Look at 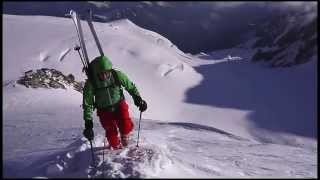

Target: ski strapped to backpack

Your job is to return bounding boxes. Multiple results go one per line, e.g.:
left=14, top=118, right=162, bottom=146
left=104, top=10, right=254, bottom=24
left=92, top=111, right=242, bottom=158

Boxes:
left=70, top=10, right=125, bottom=111
left=69, top=10, right=96, bottom=84
left=87, top=9, right=104, bottom=57
left=111, top=69, right=125, bottom=99
left=70, top=9, right=106, bottom=83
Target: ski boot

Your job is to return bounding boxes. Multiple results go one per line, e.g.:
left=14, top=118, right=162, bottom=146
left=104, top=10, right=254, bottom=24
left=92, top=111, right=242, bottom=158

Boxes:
left=121, top=134, right=130, bottom=147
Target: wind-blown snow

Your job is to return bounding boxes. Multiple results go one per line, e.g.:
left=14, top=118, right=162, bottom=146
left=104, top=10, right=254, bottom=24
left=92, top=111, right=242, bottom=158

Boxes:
left=3, top=14, right=317, bottom=178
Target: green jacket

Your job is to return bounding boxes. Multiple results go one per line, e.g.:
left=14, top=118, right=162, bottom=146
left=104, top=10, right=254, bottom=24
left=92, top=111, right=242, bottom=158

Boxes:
left=83, top=56, right=140, bottom=122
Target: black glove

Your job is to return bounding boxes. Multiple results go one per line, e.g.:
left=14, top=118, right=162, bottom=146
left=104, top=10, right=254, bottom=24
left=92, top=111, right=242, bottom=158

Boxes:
left=139, top=100, right=147, bottom=112
left=83, top=121, right=94, bottom=141
left=84, top=120, right=93, bottom=129
left=133, top=95, right=142, bottom=107
left=133, top=95, right=147, bottom=112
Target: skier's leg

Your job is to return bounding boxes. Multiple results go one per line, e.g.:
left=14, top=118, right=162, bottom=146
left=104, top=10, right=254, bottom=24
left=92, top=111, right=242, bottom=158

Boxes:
left=97, top=110, right=121, bottom=149
left=116, top=100, right=134, bottom=146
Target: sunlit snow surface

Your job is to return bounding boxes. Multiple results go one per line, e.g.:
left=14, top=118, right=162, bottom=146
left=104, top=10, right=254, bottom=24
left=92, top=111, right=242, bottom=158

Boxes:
left=3, top=14, right=317, bottom=178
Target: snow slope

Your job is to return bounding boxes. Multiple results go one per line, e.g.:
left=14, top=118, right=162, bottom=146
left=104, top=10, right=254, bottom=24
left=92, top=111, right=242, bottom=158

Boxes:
left=3, top=14, right=317, bottom=178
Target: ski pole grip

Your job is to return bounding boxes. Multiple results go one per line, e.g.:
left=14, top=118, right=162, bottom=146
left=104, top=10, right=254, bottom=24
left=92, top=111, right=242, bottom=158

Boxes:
left=74, top=45, right=81, bottom=51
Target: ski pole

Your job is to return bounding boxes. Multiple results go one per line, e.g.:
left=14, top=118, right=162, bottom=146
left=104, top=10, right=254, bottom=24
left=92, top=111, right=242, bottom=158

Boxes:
left=136, top=111, right=142, bottom=147
left=103, top=138, right=105, bottom=164
left=89, top=140, right=95, bottom=166
left=74, top=45, right=88, bottom=73
left=103, top=136, right=105, bottom=178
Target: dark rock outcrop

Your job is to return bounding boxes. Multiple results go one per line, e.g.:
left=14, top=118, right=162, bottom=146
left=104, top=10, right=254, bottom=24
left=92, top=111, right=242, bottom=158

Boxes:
left=250, top=10, right=317, bottom=67
left=17, top=68, right=84, bottom=93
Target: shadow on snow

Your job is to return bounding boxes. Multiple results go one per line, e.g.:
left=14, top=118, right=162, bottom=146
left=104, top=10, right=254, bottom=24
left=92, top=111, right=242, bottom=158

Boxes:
left=185, top=60, right=317, bottom=141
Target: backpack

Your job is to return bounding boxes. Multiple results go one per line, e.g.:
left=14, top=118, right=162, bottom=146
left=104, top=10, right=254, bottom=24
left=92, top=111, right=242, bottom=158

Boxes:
left=111, top=69, right=124, bottom=99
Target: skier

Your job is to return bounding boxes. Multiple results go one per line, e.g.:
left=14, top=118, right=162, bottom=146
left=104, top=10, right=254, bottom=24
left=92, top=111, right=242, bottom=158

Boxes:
left=82, top=55, right=147, bottom=150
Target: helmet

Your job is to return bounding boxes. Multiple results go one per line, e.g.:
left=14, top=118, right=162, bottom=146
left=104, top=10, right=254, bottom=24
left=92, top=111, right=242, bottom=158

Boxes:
left=88, top=55, right=113, bottom=86
left=92, top=56, right=112, bottom=72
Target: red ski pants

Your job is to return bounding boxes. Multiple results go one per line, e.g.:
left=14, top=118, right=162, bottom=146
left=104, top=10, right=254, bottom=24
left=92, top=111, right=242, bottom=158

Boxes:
left=97, top=100, right=134, bottom=148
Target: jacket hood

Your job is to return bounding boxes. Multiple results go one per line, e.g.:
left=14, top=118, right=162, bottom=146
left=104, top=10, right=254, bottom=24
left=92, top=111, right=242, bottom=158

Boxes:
left=93, top=56, right=112, bottom=72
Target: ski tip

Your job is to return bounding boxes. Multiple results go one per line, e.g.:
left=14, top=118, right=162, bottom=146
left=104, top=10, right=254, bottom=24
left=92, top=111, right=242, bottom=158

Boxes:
left=69, top=9, right=77, bottom=16
left=65, top=13, right=72, bottom=18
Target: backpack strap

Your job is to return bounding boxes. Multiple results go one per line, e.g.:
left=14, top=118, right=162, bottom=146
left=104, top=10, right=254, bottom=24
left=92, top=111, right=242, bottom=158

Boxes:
left=111, top=69, right=120, bottom=87
left=111, top=69, right=125, bottom=99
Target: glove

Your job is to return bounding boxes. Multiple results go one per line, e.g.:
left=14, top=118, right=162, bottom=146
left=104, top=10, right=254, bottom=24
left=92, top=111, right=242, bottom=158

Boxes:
left=84, top=120, right=93, bottom=129
left=133, top=95, right=142, bottom=107
left=83, top=121, right=94, bottom=141
left=133, top=95, right=147, bottom=112
left=83, top=128, right=94, bottom=141
left=139, top=100, right=147, bottom=112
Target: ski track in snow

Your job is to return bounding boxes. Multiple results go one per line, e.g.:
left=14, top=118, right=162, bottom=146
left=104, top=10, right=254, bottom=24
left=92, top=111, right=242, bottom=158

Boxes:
left=4, top=118, right=316, bottom=178
left=3, top=78, right=317, bottom=178
left=142, top=120, right=316, bottom=178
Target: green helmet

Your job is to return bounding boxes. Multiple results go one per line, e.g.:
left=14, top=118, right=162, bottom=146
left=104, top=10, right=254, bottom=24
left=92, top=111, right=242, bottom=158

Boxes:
left=88, top=56, right=113, bottom=88
left=92, top=55, right=112, bottom=72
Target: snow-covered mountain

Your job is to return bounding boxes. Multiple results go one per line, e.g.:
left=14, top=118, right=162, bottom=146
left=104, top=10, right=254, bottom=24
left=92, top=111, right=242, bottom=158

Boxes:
left=3, top=13, right=317, bottom=178
left=2, top=1, right=266, bottom=53
left=5, top=2, right=317, bottom=55
left=249, top=7, right=317, bottom=67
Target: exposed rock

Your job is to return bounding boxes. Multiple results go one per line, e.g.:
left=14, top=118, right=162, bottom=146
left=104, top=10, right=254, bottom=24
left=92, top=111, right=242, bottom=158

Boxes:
left=49, top=81, right=65, bottom=89
left=45, top=70, right=52, bottom=77
left=43, top=79, right=50, bottom=84
left=66, top=74, right=75, bottom=83
left=25, top=70, right=33, bottom=77
left=17, top=68, right=83, bottom=93
left=37, top=69, right=46, bottom=77
left=250, top=12, right=317, bottom=68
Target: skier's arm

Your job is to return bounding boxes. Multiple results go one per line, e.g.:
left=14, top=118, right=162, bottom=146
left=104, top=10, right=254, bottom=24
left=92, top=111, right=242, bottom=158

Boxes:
left=115, top=70, right=147, bottom=111
left=115, top=70, right=141, bottom=98
left=83, top=80, right=94, bottom=123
